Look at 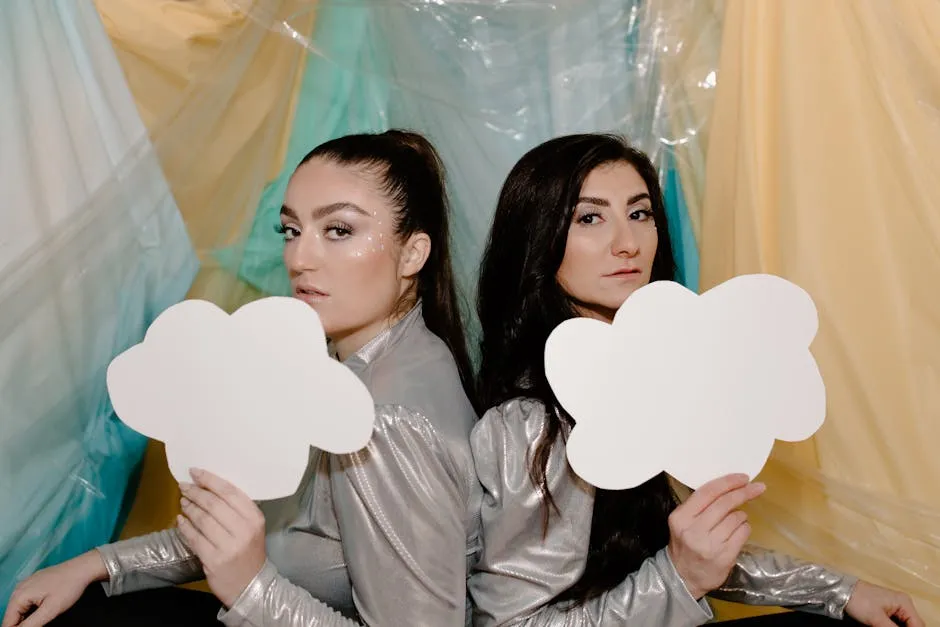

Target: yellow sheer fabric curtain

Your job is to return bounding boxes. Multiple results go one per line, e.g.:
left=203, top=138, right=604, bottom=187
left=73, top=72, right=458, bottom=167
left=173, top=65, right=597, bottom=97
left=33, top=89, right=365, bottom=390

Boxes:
left=92, top=0, right=317, bottom=541
left=701, top=0, right=940, bottom=622
left=96, top=0, right=315, bottom=313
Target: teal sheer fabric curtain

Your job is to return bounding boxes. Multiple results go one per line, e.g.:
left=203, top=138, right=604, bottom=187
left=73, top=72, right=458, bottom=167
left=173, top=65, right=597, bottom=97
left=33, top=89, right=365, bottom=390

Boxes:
left=216, top=1, right=392, bottom=298
left=0, top=1, right=198, bottom=609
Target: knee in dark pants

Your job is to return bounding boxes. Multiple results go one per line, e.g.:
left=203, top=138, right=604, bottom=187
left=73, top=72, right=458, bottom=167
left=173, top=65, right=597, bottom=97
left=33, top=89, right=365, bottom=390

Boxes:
left=718, top=611, right=867, bottom=626
left=47, top=585, right=222, bottom=627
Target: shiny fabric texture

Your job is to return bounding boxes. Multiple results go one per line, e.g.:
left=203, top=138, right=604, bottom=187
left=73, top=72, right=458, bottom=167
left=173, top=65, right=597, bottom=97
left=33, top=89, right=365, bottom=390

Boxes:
left=98, top=304, right=481, bottom=626
left=98, top=529, right=201, bottom=596
left=468, top=399, right=858, bottom=626
left=713, top=552, right=855, bottom=619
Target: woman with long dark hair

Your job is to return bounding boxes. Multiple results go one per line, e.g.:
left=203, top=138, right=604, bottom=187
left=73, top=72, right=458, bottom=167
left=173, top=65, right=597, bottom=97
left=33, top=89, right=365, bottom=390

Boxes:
left=469, top=133, right=922, bottom=626
left=5, top=130, right=481, bottom=627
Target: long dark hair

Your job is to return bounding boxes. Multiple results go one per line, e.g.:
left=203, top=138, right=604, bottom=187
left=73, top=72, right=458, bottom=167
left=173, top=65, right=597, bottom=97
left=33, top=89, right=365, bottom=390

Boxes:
left=301, top=130, right=477, bottom=410
left=476, top=134, right=678, bottom=603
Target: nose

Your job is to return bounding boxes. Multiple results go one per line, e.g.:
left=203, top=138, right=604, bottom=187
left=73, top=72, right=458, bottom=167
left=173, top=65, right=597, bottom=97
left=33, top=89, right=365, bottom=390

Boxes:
left=283, top=231, right=324, bottom=275
left=611, top=220, right=640, bottom=258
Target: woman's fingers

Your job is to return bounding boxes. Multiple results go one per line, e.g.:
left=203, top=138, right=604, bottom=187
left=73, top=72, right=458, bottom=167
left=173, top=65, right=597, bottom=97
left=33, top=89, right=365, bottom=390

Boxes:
left=712, top=509, right=749, bottom=543
left=179, top=495, right=231, bottom=545
left=190, top=469, right=259, bottom=523
left=176, top=513, right=216, bottom=555
left=722, top=518, right=752, bottom=559
left=179, top=482, right=241, bottom=537
left=678, top=474, right=750, bottom=521
left=697, top=482, right=765, bottom=532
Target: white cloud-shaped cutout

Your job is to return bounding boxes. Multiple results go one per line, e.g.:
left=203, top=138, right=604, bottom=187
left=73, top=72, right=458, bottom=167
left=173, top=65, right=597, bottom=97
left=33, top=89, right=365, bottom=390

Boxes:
left=106, top=297, right=376, bottom=501
left=545, top=274, right=825, bottom=491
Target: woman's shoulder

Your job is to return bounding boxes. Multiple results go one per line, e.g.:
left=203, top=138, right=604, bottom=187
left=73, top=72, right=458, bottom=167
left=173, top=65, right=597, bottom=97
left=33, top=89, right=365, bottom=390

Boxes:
left=472, top=397, right=585, bottom=506
left=479, top=396, right=546, bottom=422
left=368, top=325, right=476, bottom=441
left=473, top=397, right=549, bottom=450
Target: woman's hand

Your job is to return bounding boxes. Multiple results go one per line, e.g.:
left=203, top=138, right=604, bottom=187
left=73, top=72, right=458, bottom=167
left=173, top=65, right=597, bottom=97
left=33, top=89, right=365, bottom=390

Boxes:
left=845, top=580, right=924, bottom=627
left=176, top=468, right=267, bottom=609
left=2, top=550, right=108, bottom=627
left=667, top=473, right=766, bottom=599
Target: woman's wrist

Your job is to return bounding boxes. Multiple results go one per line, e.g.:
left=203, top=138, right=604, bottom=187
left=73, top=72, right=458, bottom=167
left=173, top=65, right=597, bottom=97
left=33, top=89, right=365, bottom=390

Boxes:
left=79, top=548, right=110, bottom=582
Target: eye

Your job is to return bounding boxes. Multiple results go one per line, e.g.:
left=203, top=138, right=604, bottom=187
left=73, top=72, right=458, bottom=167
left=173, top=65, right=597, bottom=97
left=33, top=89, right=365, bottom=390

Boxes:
left=576, top=212, right=603, bottom=225
left=629, top=208, right=654, bottom=222
left=275, top=223, right=301, bottom=241
left=324, top=223, right=354, bottom=240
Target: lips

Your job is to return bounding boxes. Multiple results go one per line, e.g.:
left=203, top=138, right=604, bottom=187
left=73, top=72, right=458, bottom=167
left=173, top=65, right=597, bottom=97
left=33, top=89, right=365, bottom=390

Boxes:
left=605, top=268, right=641, bottom=277
left=293, top=285, right=328, bottom=303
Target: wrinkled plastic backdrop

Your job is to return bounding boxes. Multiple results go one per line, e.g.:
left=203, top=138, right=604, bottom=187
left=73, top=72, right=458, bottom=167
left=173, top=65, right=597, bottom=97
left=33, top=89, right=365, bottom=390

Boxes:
left=3, top=0, right=938, bottom=622
left=1, top=0, right=714, bottom=608
left=218, top=0, right=713, bottom=311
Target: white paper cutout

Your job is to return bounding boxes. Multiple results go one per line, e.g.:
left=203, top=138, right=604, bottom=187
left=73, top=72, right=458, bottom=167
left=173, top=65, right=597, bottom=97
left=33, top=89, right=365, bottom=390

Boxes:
left=544, top=274, right=826, bottom=490
left=106, top=297, right=376, bottom=501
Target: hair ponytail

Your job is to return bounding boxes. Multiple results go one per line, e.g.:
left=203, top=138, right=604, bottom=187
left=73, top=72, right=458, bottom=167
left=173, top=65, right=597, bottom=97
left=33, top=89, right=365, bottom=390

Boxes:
left=302, top=130, right=477, bottom=411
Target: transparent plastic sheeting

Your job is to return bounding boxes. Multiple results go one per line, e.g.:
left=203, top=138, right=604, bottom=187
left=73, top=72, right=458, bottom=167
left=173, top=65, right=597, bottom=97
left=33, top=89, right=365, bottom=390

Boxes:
left=2, top=0, right=936, bottom=621
left=217, top=0, right=716, bottom=318
left=96, top=0, right=317, bottom=315
left=0, top=1, right=198, bottom=609
left=224, top=0, right=939, bottom=619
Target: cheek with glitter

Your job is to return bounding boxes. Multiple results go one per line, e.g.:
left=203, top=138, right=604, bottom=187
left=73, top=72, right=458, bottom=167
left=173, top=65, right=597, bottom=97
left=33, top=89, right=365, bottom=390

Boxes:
left=333, top=222, right=398, bottom=265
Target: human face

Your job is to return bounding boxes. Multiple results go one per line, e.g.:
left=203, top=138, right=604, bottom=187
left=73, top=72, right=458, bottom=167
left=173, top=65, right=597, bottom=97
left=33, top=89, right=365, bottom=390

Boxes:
left=556, top=161, right=658, bottom=323
left=280, top=158, right=424, bottom=360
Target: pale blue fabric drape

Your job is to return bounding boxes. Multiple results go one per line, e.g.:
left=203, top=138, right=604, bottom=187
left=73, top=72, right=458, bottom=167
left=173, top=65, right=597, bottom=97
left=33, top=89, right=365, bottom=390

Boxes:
left=0, top=0, right=198, bottom=609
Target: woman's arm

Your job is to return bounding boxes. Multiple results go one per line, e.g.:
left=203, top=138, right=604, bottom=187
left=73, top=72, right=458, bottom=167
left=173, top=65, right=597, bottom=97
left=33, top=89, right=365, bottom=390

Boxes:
left=712, top=547, right=857, bottom=618
left=219, top=405, right=473, bottom=626
left=469, top=401, right=713, bottom=627
left=96, top=528, right=204, bottom=595
left=216, top=560, right=366, bottom=627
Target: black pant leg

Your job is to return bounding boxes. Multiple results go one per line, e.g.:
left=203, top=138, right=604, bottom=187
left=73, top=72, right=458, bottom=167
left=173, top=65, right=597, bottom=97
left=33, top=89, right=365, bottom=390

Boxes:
left=719, top=611, right=865, bottom=625
left=48, top=583, right=222, bottom=627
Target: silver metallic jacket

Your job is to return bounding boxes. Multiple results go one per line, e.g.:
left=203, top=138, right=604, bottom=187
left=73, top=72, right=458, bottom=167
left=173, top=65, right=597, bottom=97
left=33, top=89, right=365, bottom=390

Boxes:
left=468, top=399, right=858, bottom=626
left=97, top=305, right=482, bottom=626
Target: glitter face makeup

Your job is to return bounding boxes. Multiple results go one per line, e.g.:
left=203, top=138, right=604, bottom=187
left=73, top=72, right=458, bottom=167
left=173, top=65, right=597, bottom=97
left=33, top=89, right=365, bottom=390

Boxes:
left=279, top=158, right=417, bottom=359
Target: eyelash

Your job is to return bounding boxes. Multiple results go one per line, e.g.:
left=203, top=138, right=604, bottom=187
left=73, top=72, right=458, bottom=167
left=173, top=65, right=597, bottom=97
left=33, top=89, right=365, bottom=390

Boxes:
left=575, top=208, right=654, bottom=225
left=275, top=223, right=300, bottom=241
left=577, top=212, right=603, bottom=225
left=274, top=222, right=354, bottom=241
left=325, top=222, right=353, bottom=239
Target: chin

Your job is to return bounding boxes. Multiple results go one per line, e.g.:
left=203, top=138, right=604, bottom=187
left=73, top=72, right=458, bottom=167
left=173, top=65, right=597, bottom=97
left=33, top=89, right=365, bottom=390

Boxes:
left=612, top=284, right=636, bottom=298
left=603, top=290, right=639, bottom=312
left=310, top=305, right=335, bottom=330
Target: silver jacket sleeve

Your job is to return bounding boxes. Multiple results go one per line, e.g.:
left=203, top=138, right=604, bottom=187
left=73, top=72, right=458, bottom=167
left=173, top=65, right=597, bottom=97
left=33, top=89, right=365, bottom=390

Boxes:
left=219, top=405, right=473, bottom=626
left=96, top=528, right=203, bottom=595
left=468, top=400, right=857, bottom=626
left=468, top=401, right=713, bottom=627
left=713, top=547, right=857, bottom=618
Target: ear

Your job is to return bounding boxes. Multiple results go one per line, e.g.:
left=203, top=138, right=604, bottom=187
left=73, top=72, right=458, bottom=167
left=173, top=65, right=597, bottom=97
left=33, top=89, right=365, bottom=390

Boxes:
left=399, top=232, right=431, bottom=279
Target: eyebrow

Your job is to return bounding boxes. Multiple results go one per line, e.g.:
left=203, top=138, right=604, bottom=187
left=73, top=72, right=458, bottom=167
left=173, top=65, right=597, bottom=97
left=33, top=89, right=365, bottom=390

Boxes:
left=576, top=193, right=651, bottom=207
left=280, top=202, right=370, bottom=220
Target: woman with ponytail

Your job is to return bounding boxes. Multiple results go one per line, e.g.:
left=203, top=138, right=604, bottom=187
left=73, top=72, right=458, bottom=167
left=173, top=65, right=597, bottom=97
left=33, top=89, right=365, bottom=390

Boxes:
left=6, top=130, right=481, bottom=627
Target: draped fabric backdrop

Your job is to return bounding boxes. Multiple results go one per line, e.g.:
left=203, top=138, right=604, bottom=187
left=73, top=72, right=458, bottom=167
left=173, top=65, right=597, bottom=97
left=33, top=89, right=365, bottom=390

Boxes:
left=699, top=0, right=940, bottom=620
left=0, top=0, right=198, bottom=606
left=1, top=0, right=937, bottom=621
